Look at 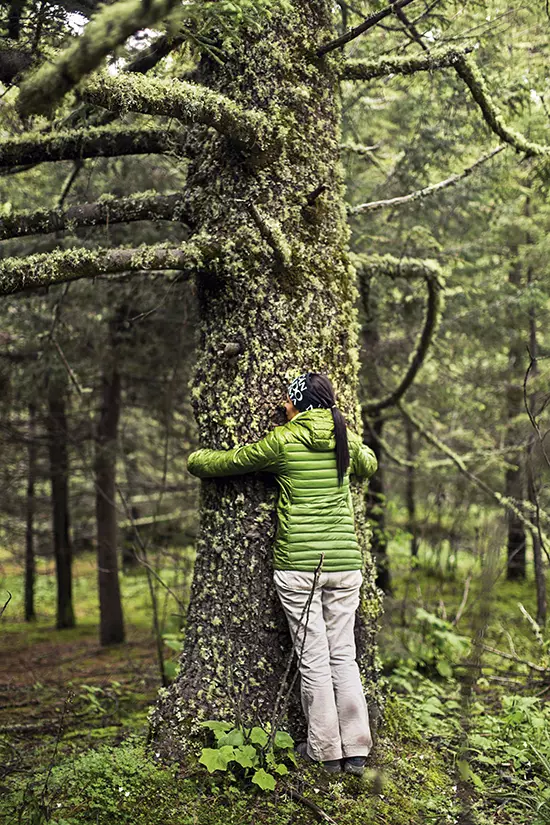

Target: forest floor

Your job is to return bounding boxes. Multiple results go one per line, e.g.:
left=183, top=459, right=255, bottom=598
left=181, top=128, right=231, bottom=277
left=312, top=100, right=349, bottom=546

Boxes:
left=1, top=537, right=549, bottom=825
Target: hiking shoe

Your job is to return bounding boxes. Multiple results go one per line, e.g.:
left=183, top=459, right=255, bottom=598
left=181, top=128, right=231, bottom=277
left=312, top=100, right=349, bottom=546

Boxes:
left=343, top=756, right=367, bottom=776
left=295, top=742, right=342, bottom=774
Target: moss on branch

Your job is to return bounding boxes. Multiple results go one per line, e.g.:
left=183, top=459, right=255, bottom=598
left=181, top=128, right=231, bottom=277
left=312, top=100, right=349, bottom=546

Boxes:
left=455, top=54, right=550, bottom=157
left=0, top=192, right=193, bottom=240
left=356, top=254, right=443, bottom=413
left=81, top=73, right=281, bottom=152
left=0, top=244, right=203, bottom=295
left=340, top=46, right=473, bottom=81
left=17, top=0, right=182, bottom=116
left=0, top=124, right=184, bottom=169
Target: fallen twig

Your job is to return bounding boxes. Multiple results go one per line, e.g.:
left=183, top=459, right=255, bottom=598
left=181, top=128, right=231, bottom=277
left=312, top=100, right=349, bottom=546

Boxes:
left=287, top=786, right=339, bottom=825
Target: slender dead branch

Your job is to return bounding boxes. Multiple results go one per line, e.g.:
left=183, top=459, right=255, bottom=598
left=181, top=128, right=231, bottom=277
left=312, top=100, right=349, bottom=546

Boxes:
left=340, top=45, right=473, bottom=81
left=0, top=592, right=12, bottom=618
left=350, top=145, right=506, bottom=214
left=0, top=192, right=193, bottom=240
left=452, top=574, right=472, bottom=626
left=317, top=0, right=417, bottom=56
left=400, top=402, right=550, bottom=547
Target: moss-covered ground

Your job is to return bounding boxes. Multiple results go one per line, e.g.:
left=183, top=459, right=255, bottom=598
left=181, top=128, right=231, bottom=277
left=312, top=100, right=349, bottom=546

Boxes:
left=0, top=537, right=548, bottom=825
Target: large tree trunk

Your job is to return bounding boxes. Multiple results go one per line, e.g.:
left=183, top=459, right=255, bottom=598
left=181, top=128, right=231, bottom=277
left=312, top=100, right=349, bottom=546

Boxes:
left=505, top=257, right=526, bottom=580
left=95, top=361, right=125, bottom=646
left=46, top=383, right=75, bottom=629
left=25, top=403, right=37, bottom=622
left=151, top=2, right=382, bottom=757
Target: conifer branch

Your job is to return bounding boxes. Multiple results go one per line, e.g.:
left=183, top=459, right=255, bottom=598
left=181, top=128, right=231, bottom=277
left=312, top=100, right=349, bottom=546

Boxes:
left=317, top=0, right=417, bottom=56
left=17, top=0, right=183, bottom=116
left=0, top=124, right=184, bottom=169
left=81, top=73, right=279, bottom=151
left=0, top=192, right=193, bottom=241
left=340, top=46, right=473, bottom=82
left=350, top=145, right=505, bottom=214
left=455, top=54, right=550, bottom=157
left=0, top=244, right=203, bottom=296
left=357, top=255, right=443, bottom=414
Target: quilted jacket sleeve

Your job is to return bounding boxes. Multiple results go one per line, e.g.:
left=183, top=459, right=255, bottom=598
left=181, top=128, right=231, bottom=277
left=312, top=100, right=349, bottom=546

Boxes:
left=187, top=428, right=283, bottom=478
left=349, top=433, right=378, bottom=480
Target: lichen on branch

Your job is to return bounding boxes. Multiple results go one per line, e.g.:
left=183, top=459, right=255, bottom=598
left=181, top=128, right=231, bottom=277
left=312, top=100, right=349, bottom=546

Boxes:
left=0, top=192, right=193, bottom=240
left=0, top=244, right=204, bottom=295
left=455, top=54, right=550, bottom=157
left=0, top=124, right=184, bottom=169
left=17, top=0, right=183, bottom=116
left=356, top=254, right=443, bottom=414
left=340, top=46, right=473, bottom=82
left=81, top=73, right=283, bottom=152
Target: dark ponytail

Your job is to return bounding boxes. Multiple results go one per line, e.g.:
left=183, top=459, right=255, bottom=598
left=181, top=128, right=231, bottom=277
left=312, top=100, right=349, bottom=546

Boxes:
left=307, top=373, right=350, bottom=485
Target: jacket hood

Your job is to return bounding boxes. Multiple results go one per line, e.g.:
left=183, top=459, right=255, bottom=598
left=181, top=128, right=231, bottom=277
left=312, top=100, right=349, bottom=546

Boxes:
left=288, top=408, right=336, bottom=451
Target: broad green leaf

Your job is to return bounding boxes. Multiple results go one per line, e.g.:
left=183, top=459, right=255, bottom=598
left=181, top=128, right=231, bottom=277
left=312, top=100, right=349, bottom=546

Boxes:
left=251, top=768, right=276, bottom=791
left=218, top=729, right=244, bottom=747
left=273, top=762, right=288, bottom=775
left=436, top=660, right=453, bottom=678
left=249, top=727, right=269, bottom=747
left=200, top=721, right=234, bottom=741
left=233, top=744, right=258, bottom=768
left=163, top=638, right=183, bottom=652
left=274, top=731, right=294, bottom=750
left=199, top=747, right=233, bottom=773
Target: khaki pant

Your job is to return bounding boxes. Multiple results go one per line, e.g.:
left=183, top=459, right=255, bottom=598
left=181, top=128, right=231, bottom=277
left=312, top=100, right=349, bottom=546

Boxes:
left=273, top=569, right=372, bottom=762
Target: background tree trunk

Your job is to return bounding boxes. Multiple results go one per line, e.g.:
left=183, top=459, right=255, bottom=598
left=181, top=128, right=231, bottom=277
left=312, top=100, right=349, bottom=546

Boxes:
left=46, top=382, right=75, bottom=629
left=24, top=403, right=37, bottom=622
left=505, top=256, right=526, bottom=580
left=95, top=359, right=125, bottom=646
left=151, top=0, right=382, bottom=757
left=405, top=417, right=419, bottom=558
left=526, top=262, right=546, bottom=625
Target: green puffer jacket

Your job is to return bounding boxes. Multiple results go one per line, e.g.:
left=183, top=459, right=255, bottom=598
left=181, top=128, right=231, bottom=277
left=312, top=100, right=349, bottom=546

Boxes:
left=187, top=408, right=377, bottom=572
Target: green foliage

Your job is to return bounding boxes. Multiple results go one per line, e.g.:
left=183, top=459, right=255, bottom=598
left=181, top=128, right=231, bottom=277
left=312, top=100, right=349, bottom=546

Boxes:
left=198, top=721, right=294, bottom=790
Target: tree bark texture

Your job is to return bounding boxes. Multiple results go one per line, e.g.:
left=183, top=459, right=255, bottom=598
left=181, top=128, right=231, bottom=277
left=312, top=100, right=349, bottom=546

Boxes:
left=151, top=1, right=382, bottom=757
left=505, top=258, right=526, bottom=580
left=95, top=360, right=125, bottom=646
left=46, top=384, right=75, bottom=629
left=25, top=403, right=37, bottom=622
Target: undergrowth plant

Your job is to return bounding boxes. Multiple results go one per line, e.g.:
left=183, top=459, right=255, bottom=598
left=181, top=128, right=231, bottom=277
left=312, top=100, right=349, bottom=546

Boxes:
left=199, top=721, right=295, bottom=791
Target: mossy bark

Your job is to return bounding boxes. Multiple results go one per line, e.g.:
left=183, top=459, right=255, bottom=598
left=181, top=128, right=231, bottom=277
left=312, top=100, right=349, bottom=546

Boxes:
left=150, top=1, right=382, bottom=757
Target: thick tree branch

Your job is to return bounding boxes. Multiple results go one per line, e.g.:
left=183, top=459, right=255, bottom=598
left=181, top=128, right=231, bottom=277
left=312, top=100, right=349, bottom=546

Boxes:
left=317, top=0, right=417, bottom=56
left=0, top=244, right=202, bottom=296
left=350, top=145, right=506, bottom=214
left=17, top=0, right=182, bottom=115
left=0, top=124, right=184, bottom=169
left=357, top=255, right=443, bottom=414
left=455, top=55, right=550, bottom=157
left=340, top=46, right=473, bottom=81
left=80, top=73, right=279, bottom=152
left=0, top=192, right=193, bottom=240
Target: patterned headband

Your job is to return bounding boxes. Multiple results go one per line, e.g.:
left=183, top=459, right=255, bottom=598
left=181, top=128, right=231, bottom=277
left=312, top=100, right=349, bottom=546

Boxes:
left=287, top=373, right=324, bottom=413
